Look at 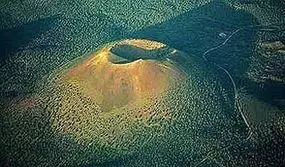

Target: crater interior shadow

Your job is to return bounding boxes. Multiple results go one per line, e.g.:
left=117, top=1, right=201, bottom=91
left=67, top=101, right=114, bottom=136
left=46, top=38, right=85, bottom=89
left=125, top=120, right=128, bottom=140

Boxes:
left=110, top=44, right=173, bottom=64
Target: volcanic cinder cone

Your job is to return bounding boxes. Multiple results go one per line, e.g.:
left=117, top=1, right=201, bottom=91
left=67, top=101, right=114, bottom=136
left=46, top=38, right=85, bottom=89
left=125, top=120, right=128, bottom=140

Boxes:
left=63, top=39, right=186, bottom=111
left=4, top=39, right=239, bottom=166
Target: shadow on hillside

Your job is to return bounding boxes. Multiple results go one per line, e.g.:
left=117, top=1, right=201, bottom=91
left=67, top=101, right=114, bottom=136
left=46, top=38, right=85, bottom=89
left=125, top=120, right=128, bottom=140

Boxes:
left=0, top=14, right=59, bottom=67
left=131, top=1, right=285, bottom=108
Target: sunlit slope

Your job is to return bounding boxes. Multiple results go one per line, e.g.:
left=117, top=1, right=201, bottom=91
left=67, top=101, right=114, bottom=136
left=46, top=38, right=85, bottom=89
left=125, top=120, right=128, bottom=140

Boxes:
left=2, top=39, right=239, bottom=166
left=46, top=39, right=235, bottom=147
left=63, top=39, right=185, bottom=111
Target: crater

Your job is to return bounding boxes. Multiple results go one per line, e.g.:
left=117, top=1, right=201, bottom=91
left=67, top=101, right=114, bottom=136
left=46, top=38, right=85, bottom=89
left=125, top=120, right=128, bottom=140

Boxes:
left=109, top=43, right=174, bottom=64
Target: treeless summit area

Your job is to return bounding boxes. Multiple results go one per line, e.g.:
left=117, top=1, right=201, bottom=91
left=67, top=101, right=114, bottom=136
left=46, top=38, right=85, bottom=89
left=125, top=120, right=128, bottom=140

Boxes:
left=63, top=39, right=186, bottom=111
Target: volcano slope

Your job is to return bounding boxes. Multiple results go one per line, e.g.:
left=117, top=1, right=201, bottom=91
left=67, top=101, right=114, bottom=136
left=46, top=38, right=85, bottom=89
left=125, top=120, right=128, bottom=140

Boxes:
left=2, top=39, right=245, bottom=166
